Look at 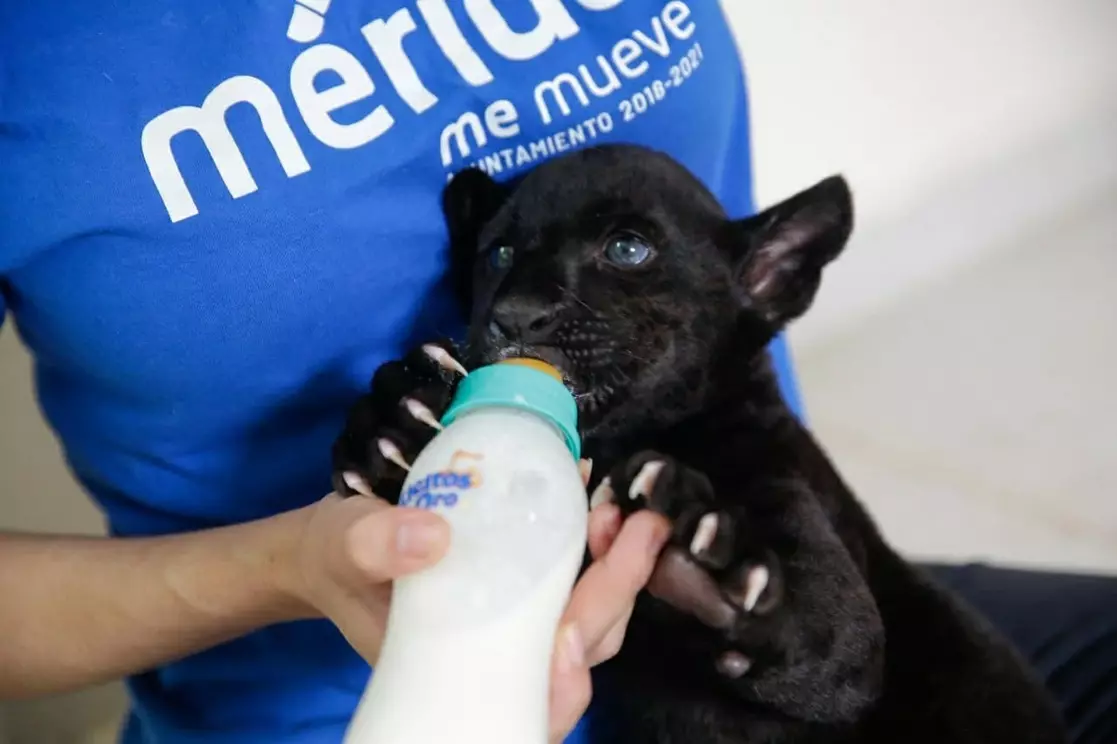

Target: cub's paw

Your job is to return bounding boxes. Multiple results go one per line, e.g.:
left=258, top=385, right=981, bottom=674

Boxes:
left=594, top=451, right=783, bottom=679
left=332, top=339, right=468, bottom=503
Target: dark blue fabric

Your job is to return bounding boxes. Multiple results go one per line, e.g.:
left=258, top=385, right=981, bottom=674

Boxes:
left=0, top=2, right=802, bottom=741
left=926, top=564, right=1117, bottom=744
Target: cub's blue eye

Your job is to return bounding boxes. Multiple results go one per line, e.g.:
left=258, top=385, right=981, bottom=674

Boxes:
left=603, top=233, right=654, bottom=267
left=489, top=245, right=514, bottom=270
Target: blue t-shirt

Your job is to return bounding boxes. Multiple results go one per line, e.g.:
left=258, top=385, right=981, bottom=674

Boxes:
left=0, top=1, right=802, bottom=741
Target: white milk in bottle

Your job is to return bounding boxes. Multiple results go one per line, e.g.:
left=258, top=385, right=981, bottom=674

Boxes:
left=343, top=358, right=588, bottom=744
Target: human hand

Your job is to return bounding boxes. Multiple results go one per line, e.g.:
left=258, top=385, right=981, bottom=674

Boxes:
left=546, top=482, right=671, bottom=742
left=286, top=460, right=669, bottom=742
left=289, top=492, right=451, bottom=661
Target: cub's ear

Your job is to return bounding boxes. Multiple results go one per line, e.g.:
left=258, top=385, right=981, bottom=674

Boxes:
left=442, top=167, right=510, bottom=257
left=725, top=175, right=853, bottom=327
left=441, top=168, right=512, bottom=310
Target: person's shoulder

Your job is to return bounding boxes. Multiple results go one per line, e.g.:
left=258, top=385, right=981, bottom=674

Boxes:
left=0, top=4, right=126, bottom=101
left=0, top=2, right=98, bottom=55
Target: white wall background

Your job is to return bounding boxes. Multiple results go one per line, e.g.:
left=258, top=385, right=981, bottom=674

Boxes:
left=724, top=0, right=1117, bottom=351
left=2, top=2, right=1116, bottom=741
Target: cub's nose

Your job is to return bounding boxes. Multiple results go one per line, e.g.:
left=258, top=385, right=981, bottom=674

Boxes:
left=490, top=296, right=565, bottom=343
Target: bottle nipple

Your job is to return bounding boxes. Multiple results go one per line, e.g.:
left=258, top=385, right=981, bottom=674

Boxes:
left=444, top=356, right=580, bottom=458
left=498, top=358, right=564, bottom=383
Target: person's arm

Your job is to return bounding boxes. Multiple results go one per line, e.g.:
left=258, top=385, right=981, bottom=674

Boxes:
left=0, top=494, right=455, bottom=700
left=0, top=486, right=670, bottom=744
left=0, top=506, right=315, bottom=699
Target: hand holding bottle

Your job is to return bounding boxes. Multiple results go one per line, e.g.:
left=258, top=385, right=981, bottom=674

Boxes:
left=548, top=497, right=671, bottom=742
left=289, top=462, right=669, bottom=743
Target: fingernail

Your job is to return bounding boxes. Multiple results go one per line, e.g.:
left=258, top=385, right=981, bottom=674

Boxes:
left=557, top=623, right=585, bottom=674
left=600, top=504, right=622, bottom=539
left=646, top=519, right=671, bottom=557
left=578, top=459, right=593, bottom=485
left=396, top=515, right=448, bottom=559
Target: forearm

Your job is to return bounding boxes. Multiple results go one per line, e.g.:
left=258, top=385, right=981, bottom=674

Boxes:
left=0, top=505, right=315, bottom=700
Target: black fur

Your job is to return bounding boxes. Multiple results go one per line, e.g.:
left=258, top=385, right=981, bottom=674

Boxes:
left=332, top=145, right=1067, bottom=744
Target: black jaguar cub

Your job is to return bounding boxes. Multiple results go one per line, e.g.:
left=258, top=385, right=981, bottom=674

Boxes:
left=332, top=145, right=1066, bottom=744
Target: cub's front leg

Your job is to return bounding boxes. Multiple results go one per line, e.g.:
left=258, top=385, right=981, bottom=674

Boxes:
left=331, top=339, right=468, bottom=503
left=595, top=451, right=884, bottom=731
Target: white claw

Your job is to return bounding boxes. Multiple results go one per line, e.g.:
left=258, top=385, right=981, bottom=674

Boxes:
left=716, top=651, right=752, bottom=679
left=742, top=565, right=770, bottom=613
left=422, top=344, right=469, bottom=377
left=589, top=476, right=614, bottom=509
left=690, top=513, right=720, bottom=557
left=404, top=397, right=443, bottom=431
left=377, top=438, right=411, bottom=472
left=343, top=471, right=374, bottom=497
left=628, top=460, right=666, bottom=501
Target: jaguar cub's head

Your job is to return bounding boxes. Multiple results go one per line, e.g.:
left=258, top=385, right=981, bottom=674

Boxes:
left=442, top=145, right=853, bottom=438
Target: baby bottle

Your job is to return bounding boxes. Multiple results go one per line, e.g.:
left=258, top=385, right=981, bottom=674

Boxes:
left=342, top=358, right=588, bottom=744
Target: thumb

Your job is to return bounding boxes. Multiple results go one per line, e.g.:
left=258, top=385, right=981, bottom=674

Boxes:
left=344, top=506, right=451, bottom=582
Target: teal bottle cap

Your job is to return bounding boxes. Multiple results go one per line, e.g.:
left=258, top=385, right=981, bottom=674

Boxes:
left=441, top=359, right=581, bottom=460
